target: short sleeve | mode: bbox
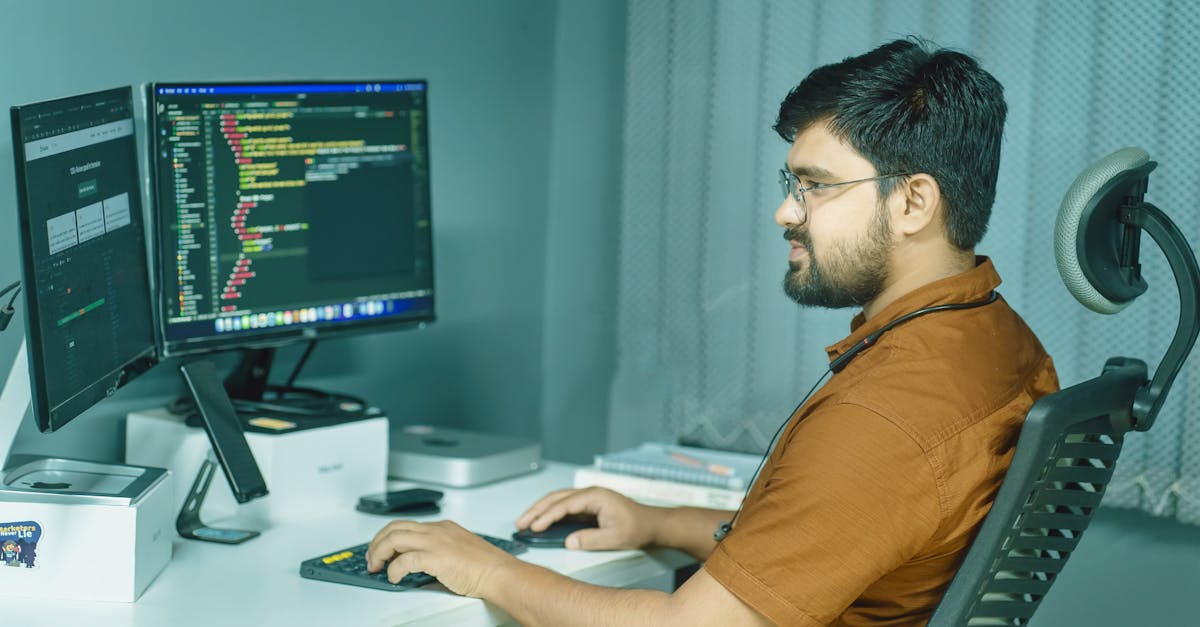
[704,403,942,626]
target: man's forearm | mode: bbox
[649,506,732,561]
[484,559,671,627]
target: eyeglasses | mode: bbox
[778,167,912,225]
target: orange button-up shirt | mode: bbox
[705,257,1059,626]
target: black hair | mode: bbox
[774,37,1006,250]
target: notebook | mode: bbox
[594,442,759,491]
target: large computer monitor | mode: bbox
[10,86,158,433]
[148,81,435,404]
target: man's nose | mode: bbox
[775,197,800,228]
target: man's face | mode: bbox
[774,123,895,308]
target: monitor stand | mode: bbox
[179,346,369,424]
[224,346,277,404]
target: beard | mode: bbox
[782,203,893,308]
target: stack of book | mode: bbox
[573,442,760,509]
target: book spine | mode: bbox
[573,467,744,510]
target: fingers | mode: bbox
[564,527,621,551]
[366,520,512,594]
[528,492,605,532]
[369,519,424,553]
[385,550,425,584]
[366,520,430,572]
[515,489,578,529]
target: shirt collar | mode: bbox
[825,256,1002,364]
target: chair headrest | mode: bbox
[1054,147,1151,314]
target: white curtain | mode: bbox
[609,0,1200,525]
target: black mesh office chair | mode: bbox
[927,148,1200,627]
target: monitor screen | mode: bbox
[149,81,435,356]
[10,86,158,432]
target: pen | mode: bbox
[669,451,734,476]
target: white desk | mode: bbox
[3,462,693,627]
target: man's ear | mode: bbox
[891,174,941,236]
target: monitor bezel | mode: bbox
[146,80,437,358]
[10,86,159,433]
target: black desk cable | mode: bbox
[0,281,21,332]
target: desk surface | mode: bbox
[4,462,692,627]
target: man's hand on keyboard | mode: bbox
[365,519,516,598]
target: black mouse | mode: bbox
[512,514,600,548]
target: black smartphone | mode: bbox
[512,514,600,548]
[356,488,444,515]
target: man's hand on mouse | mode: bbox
[515,487,660,551]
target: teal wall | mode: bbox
[0,0,623,465]
[540,0,625,467]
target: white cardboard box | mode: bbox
[125,408,388,526]
[0,458,173,602]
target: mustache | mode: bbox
[783,226,810,246]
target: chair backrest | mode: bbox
[927,357,1145,626]
[929,146,1199,626]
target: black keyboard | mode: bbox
[299,534,527,591]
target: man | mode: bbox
[366,38,1057,626]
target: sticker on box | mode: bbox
[0,521,42,568]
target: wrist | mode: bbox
[479,554,526,601]
[642,504,672,549]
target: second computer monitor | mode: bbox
[149,81,435,356]
[11,86,158,432]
